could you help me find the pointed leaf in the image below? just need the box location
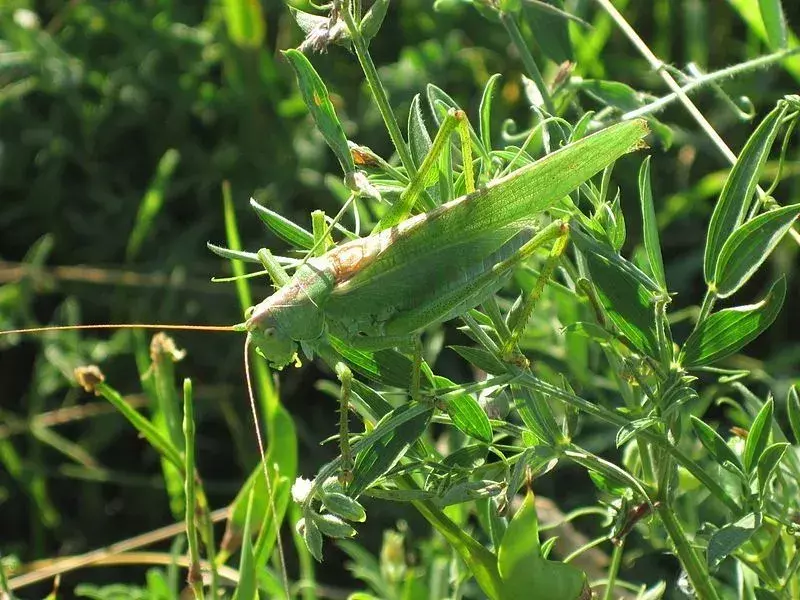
[787,385,800,445]
[707,512,762,569]
[360,0,390,43]
[438,377,493,443]
[743,398,774,473]
[690,416,743,474]
[704,105,787,282]
[759,0,788,50]
[498,492,587,600]
[408,94,433,171]
[250,199,314,250]
[714,204,800,297]
[283,49,355,175]
[638,156,667,289]
[681,277,786,367]
[449,345,507,375]
[349,403,433,497]
[756,442,788,498]
[479,74,502,152]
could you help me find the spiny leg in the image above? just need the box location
[334,361,355,486]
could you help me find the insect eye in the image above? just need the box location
[264,328,274,337]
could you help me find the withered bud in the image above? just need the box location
[149,332,186,364]
[74,365,105,395]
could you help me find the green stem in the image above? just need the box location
[602,541,624,600]
[695,289,717,330]
[340,1,416,175]
[657,504,721,600]
[499,12,555,115]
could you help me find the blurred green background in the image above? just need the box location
[2,0,800,596]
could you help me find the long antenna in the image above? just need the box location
[1,324,236,336]
[243,334,290,597]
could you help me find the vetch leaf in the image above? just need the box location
[707,512,762,569]
[479,74,502,152]
[283,49,355,175]
[756,442,788,498]
[743,398,774,473]
[759,0,788,50]
[713,204,800,297]
[320,492,366,522]
[638,156,667,290]
[348,403,433,497]
[681,277,786,367]
[787,385,800,444]
[250,198,314,250]
[449,345,507,375]
[690,416,743,475]
[299,516,323,562]
[498,491,587,600]
[408,94,433,172]
[360,0,390,43]
[438,376,493,443]
[223,0,265,48]
[704,105,787,282]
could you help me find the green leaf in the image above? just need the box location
[223,0,265,48]
[707,512,762,569]
[522,0,573,63]
[127,148,180,261]
[283,49,355,175]
[498,492,587,600]
[713,204,800,297]
[299,516,323,562]
[756,442,788,498]
[575,231,660,358]
[320,492,367,522]
[787,385,800,445]
[638,156,667,290]
[360,0,390,43]
[436,479,503,506]
[349,403,433,497]
[232,489,260,600]
[408,94,433,172]
[690,416,743,474]
[759,0,788,50]
[479,74,502,153]
[438,376,493,443]
[704,105,787,282]
[249,199,314,250]
[681,277,786,367]
[326,337,416,389]
[743,398,773,473]
[449,345,507,375]
[313,513,357,539]
[442,444,489,469]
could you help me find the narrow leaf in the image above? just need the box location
[479,73,502,153]
[713,204,800,297]
[223,0,265,48]
[408,94,433,171]
[349,403,433,498]
[707,512,762,569]
[704,105,787,282]
[360,0,390,43]
[743,398,774,473]
[250,198,315,250]
[787,386,800,445]
[681,277,786,367]
[232,490,260,600]
[638,156,667,289]
[759,0,788,50]
[438,377,493,443]
[756,442,788,498]
[283,49,355,175]
[690,416,743,474]
[449,345,507,375]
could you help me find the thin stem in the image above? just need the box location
[601,541,624,600]
[499,12,555,114]
[622,47,800,120]
[339,1,416,175]
[657,504,721,600]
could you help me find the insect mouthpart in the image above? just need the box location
[246,312,298,370]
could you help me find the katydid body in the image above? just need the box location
[245,118,649,368]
